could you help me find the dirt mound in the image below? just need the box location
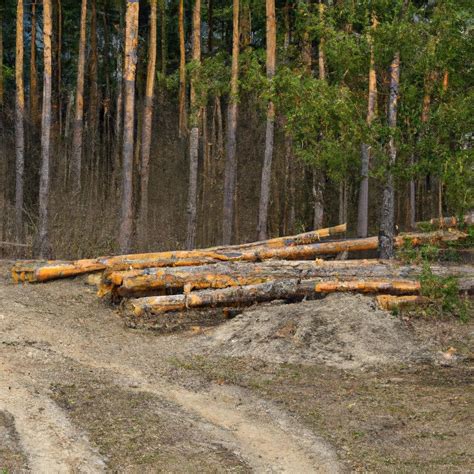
[198,294,428,369]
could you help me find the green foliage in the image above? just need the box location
[419,263,469,322]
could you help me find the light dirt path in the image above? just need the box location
[0,263,342,473]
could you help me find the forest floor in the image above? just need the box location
[0,259,473,473]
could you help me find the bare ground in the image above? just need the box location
[0,260,473,473]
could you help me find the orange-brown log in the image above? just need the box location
[12,229,467,283]
[315,280,421,295]
[416,214,473,229]
[125,279,318,317]
[376,295,430,311]
[101,260,474,299]
[11,259,106,283]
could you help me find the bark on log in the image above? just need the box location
[416,214,474,229]
[101,260,474,299]
[125,279,318,317]
[12,230,467,283]
[315,280,421,295]
[376,295,430,311]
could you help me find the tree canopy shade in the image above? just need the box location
[0,0,472,258]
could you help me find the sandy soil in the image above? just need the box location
[0,260,473,472]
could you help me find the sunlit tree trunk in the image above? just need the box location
[178,0,187,138]
[139,0,158,245]
[222,0,240,245]
[37,0,53,257]
[357,14,377,237]
[379,51,400,259]
[71,0,87,194]
[312,0,326,230]
[119,0,139,253]
[185,0,201,249]
[15,0,25,243]
[257,0,276,240]
[30,1,39,126]
[89,0,99,164]
[0,9,3,107]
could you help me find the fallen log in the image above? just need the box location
[101,230,466,272]
[416,213,473,229]
[125,279,318,317]
[12,229,467,283]
[101,260,474,299]
[11,259,106,283]
[315,280,421,294]
[376,295,430,311]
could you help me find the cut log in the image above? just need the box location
[315,280,421,294]
[101,259,474,299]
[125,279,318,317]
[376,295,430,311]
[11,259,106,283]
[416,214,473,229]
[12,229,467,283]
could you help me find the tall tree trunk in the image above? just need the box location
[178,0,187,137]
[207,0,213,53]
[30,1,39,126]
[257,0,276,240]
[160,0,167,74]
[312,0,326,230]
[379,51,400,259]
[56,0,62,135]
[0,8,3,107]
[89,0,99,165]
[357,14,377,237]
[185,0,202,249]
[15,0,25,243]
[119,0,139,253]
[37,0,53,257]
[71,0,87,194]
[139,0,158,245]
[222,0,240,245]
[240,0,251,49]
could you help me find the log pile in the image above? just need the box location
[10,225,473,319]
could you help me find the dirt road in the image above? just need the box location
[0,262,340,472]
[1,260,473,472]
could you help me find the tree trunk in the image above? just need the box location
[185,0,202,250]
[257,0,276,240]
[37,0,53,258]
[178,0,187,137]
[357,14,377,237]
[207,0,213,53]
[160,0,167,74]
[102,259,473,299]
[379,51,400,259]
[126,279,318,316]
[0,9,3,107]
[88,0,99,163]
[30,1,39,126]
[119,0,139,254]
[222,0,240,245]
[138,0,158,246]
[376,295,430,311]
[15,0,25,244]
[315,280,420,295]
[71,0,87,194]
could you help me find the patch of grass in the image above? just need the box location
[420,263,471,322]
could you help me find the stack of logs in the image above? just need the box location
[11,223,473,318]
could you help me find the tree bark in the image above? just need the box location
[222,0,240,245]
[376,294,430,311]
[159,0,167,74]
[379,51,400,259]
[88,0,99,162]
[126,279,318,316]
[119,0,139,254]
[0,9,3,107]
[257,0,276,240]
[103,259,474,299]
[71,0,87,194]
[207,0,213,53]
[185,0,202,250]
[37,0,53,258]
[315,280,420,295]
[357,14,377,237]
[178,0,187,137]
[139,0,158,245]
[30,1,39,126]
[15,0,25,244]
